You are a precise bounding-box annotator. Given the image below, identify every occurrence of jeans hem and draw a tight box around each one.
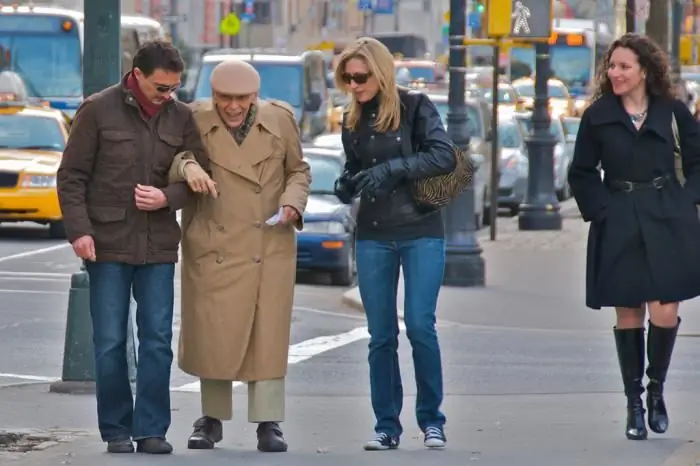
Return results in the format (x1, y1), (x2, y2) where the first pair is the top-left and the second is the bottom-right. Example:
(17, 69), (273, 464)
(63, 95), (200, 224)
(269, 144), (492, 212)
(102, 434), (132, 442)
(132, 434), (167, 441)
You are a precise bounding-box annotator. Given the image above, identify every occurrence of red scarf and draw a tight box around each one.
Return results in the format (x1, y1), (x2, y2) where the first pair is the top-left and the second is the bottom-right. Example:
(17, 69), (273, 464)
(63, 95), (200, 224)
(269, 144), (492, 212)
(126, 72), (161, 118)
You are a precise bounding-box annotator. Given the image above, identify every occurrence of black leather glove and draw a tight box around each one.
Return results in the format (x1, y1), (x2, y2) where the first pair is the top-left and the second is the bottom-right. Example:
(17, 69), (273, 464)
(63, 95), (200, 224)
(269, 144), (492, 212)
(333, 171), (356, 204)
(351, 159), (407, 196)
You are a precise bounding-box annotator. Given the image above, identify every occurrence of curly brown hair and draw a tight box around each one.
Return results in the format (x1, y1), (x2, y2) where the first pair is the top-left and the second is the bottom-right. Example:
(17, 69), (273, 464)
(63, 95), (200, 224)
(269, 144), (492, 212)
(591, 33), (673, 101)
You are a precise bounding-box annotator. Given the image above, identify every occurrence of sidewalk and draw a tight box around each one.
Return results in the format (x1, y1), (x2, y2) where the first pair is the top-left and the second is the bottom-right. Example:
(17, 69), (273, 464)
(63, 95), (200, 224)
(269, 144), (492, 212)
(341, 199), (700, 336)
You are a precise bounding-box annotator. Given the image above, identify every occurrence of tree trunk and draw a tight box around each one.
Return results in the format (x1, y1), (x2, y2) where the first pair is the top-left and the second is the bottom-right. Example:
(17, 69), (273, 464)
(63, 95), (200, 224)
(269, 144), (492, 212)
(646, 0), (669, 51)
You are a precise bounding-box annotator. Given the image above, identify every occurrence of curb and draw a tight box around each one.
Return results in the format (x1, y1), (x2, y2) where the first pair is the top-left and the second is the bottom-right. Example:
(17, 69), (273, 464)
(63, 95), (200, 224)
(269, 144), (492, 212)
(341, 287), (364, 313)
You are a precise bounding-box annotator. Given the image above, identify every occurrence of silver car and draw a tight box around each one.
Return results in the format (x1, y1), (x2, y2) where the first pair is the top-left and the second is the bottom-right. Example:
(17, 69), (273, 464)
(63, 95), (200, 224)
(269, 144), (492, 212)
(497, 117), (529, 215)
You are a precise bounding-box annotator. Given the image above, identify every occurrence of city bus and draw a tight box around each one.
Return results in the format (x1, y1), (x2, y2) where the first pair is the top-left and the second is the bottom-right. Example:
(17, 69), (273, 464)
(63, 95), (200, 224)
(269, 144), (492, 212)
(506, 19), (614, 98)
(0, 4), (165, 118)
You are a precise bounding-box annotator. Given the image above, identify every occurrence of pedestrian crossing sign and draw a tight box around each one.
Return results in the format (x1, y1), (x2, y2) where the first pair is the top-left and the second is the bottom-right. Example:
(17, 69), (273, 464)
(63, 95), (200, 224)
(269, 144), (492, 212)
(219, 13), (241, 36)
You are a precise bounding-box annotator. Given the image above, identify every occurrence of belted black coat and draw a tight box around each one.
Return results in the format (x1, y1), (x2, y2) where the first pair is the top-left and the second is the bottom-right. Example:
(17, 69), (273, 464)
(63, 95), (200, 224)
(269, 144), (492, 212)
(568, 93), (700, 309)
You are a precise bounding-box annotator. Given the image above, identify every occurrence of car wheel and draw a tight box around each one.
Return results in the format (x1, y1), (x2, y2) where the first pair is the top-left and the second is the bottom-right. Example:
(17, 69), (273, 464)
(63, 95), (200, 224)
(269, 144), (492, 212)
(330, 241), (356, 287)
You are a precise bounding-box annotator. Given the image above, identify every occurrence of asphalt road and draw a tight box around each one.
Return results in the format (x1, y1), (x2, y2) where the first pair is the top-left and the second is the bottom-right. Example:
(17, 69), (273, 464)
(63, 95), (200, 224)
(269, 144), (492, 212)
(3, 222), (700, 465)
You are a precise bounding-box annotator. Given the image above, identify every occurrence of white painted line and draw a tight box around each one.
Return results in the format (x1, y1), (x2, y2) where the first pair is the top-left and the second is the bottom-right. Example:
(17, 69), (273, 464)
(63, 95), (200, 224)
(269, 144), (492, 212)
(0, 373), (59, 382)
(0, 289), (67, 295)
(0, 271), (73, 278)
(0, 243), (70, 264)
(170, 325), (373, 393)
(293, 305), (366, 321)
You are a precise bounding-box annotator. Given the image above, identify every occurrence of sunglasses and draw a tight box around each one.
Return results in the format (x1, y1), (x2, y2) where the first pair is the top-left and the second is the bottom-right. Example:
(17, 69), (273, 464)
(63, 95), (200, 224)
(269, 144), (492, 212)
(341, 72), (372, 85)
(154, 83), (180, 93)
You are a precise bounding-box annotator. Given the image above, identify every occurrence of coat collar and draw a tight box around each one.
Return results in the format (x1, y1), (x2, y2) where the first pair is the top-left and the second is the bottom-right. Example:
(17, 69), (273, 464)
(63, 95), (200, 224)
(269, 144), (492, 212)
(188, 99), (283, 139)
(587, 92), (674, 142)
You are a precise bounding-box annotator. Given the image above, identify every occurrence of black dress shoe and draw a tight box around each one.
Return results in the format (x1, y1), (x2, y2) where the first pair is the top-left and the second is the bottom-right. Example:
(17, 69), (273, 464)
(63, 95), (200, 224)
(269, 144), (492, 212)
(106, 439), (134, 453)
(136, 437), (173, 454)
(256, 422), (288, 452)
(188, 416), (223, 449)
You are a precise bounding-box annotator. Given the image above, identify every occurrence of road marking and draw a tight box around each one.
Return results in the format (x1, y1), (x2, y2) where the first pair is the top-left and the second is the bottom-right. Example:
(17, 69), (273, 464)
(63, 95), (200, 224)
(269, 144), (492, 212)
(0, 271), (73, 278)
(0, 243), (70, 264)
(170, 325), (372, 392)
(0, 373), (59, 382)
(293, 305), (366, 321)
(0, 289), (67, 295)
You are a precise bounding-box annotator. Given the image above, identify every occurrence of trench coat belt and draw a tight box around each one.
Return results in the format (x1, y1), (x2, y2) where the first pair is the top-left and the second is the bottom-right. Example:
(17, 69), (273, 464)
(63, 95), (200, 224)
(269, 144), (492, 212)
(608, 173), (673, 193)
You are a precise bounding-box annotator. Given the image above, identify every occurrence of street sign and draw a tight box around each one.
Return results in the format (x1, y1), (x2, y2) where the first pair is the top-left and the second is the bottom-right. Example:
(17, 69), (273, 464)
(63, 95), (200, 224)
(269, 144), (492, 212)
(219, 12), (240, 36)
(373, 0), (393, 14)
(357, 0), (372, 10)
(486, 0), (552, 39)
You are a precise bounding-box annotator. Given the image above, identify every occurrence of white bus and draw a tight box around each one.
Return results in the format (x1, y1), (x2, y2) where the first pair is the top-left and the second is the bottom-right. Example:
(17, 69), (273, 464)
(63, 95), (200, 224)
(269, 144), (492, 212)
(0, 4), (165, 117)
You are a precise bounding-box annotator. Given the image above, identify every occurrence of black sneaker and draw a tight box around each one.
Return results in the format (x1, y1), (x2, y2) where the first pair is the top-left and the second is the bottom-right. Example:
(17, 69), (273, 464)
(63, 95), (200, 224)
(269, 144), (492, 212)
(363, 432), (399, 451)
(423, 426), (446, 448)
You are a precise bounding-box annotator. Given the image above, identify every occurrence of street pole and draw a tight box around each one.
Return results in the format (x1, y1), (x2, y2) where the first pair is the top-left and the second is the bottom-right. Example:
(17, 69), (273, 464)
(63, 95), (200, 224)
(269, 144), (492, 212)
(51, 0), (137, 394)
(518, 42), (562, 231)
(625, 0), (636, 33)
(394, 0), (400, 31)
(169, 0), (178, 44)
(671, 0), (683, 82)
(442, 0), (485, 287)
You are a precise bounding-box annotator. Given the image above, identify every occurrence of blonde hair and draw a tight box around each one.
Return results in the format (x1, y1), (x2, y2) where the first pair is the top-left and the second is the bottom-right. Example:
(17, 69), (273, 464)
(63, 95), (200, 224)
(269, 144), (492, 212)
(334, 37), (401, 133)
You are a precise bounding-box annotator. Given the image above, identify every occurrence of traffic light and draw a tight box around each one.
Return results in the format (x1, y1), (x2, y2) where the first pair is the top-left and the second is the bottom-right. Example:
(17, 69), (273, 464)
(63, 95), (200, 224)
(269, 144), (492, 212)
(475, 1), (485, 13)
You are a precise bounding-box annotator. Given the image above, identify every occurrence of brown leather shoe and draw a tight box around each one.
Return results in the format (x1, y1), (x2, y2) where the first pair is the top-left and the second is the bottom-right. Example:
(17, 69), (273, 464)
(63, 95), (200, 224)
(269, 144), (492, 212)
(256, 422), (287, 452)
(188, 416), (223, 449)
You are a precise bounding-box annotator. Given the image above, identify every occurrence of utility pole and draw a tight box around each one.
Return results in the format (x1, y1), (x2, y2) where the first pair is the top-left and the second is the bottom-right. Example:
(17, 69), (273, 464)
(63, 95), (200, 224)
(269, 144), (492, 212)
(169, 0), (178, 44)
(645, 0), (669, 51)
(625, 0), (636, 33)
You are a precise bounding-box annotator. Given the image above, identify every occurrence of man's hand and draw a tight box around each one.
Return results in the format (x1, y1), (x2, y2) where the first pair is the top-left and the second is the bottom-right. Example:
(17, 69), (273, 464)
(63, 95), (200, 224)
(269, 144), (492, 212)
(135, 184), (168, 211)
(278, 205), (300, 225)
(72, 235), (96, 261)
(184, 163), (218, 198)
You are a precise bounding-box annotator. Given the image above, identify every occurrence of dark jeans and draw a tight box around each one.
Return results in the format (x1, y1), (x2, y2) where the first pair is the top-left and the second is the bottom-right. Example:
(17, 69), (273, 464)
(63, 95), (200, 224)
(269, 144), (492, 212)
(356, 238), (447, 437)
(85, 261), (175, 442)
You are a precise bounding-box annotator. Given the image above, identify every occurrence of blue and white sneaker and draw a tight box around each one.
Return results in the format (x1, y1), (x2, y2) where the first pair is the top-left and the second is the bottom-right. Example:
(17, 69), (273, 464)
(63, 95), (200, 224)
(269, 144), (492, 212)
(363, 432), (399, 451)
(423, 426), (446, 448)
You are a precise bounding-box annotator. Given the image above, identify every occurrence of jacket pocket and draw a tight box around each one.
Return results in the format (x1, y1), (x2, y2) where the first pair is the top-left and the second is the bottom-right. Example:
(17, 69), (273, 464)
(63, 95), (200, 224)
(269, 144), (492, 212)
(101, 130), (135, 164)
(87, 205), (128, 252)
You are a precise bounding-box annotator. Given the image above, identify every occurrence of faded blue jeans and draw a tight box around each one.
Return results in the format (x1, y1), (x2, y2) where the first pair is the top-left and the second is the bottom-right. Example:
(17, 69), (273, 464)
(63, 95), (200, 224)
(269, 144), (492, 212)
(355, 238), (447, 437)
(85, 262), (175, 442)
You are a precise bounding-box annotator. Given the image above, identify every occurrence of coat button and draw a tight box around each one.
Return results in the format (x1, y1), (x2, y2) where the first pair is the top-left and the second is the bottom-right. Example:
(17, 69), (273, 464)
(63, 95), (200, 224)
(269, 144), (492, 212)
(216, 224), (224, 231)
(371, 197), (376, 202)
(254, 221), (262, 228)
(372, 158), (377, 163)
(372, 221), (378, 226)
(254, 186), (261, 193)
(396, 136), (401, 141)
(370, 135), (375, 139)
(216, 255), (223, 264)
(371, 113), (376, 117)
(253, 256), (261, 263)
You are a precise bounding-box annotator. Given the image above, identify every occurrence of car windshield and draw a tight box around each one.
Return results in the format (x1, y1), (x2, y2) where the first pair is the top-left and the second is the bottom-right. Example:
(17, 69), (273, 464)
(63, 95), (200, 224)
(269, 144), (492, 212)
(0, 15), (83, 98)
(517, 117), (564, 142)
(195, 61), (303, 108)
(433, 101), (482, 137)
(499, 122), (522, 148)
(511, 44), (592, 94)
(0, 114), (65, 150)
(306, 155), (342, 193)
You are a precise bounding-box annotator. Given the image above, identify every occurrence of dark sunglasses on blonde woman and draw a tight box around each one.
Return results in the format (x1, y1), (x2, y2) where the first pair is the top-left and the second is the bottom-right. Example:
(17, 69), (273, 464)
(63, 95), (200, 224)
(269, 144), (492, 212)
(341, 72), (372, 85)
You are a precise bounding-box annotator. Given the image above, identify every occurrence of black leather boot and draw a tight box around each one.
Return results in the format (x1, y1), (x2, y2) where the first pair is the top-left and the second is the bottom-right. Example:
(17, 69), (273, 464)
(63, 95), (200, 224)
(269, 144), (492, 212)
(256, 422), (288, 452)
(646, 318), (680, 434)
(187, 416), (223, 449)
(614, 327), (648, 440)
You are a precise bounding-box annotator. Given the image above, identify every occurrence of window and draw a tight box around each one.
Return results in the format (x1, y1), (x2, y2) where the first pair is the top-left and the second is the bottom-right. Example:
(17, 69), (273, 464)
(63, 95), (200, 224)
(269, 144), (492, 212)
(305, 155), (342, 193)
(195, 61), (304, 108)
(517, 117), (564, 142)
(233, 1), (272, 24)
(0, 115), (65, 151)
(433, 102), (482, 137)
(498, 122), (522, 148)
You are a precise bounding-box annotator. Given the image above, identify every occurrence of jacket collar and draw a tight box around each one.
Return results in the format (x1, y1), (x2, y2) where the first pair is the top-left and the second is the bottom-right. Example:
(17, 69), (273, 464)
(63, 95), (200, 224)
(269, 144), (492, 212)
(587, 91), (674, 142)
(190, 99), (282, 139)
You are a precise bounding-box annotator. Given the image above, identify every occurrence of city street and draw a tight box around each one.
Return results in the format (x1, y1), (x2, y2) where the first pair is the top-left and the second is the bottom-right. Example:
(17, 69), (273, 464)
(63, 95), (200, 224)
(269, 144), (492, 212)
(2, 212), (700, 465)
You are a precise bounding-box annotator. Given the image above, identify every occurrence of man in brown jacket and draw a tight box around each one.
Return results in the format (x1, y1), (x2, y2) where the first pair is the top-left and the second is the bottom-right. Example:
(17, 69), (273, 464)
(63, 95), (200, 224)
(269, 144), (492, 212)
(167, 59), (310, 453)
(56, 40), (208, 455)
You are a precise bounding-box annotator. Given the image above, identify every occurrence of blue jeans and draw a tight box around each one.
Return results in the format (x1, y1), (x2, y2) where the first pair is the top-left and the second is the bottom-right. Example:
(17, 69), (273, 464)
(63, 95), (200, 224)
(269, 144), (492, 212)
(356, 238), (447, 437)
(85, 262), (175, 442)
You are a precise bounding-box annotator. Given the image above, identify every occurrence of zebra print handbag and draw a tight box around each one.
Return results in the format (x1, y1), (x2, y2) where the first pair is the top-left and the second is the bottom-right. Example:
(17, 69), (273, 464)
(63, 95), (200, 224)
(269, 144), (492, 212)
(401, 94), (475, 209)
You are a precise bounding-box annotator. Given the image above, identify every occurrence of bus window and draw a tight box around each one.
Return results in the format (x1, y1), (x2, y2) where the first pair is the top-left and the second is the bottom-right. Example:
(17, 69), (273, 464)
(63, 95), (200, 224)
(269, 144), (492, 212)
(0, 14), (82, 98)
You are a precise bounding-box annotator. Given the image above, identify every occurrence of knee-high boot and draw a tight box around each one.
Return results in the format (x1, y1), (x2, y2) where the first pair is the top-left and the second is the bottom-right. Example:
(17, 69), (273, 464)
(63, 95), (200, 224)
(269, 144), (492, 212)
(614, 327), (647, 440)
(646, 318), (680, 434)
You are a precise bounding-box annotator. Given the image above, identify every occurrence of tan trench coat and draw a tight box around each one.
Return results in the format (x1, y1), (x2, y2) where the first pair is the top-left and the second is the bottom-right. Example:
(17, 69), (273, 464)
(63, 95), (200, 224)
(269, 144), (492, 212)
(170, 99), (310, 382)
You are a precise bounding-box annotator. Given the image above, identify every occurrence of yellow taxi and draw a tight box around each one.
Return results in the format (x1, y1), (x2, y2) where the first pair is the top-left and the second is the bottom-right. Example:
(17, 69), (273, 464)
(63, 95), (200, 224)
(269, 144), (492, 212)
(0, 92), (69, 238)
(511, 77), (575, 117)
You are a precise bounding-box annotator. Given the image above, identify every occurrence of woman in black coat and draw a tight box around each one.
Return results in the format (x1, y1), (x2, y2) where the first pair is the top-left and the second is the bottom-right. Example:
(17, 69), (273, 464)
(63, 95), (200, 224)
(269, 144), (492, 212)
(568, 33), (700, 441)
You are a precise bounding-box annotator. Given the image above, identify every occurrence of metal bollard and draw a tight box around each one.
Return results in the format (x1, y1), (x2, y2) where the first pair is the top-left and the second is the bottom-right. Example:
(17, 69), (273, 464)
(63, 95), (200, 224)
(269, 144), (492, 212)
(49, 264), (138, 394)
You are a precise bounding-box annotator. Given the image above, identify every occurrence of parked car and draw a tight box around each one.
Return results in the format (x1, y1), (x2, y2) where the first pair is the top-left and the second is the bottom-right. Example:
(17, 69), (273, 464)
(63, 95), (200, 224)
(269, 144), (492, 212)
(496, 116), (529, 215)
(296, 148), (356, 286)
(514, 112), (572, 200)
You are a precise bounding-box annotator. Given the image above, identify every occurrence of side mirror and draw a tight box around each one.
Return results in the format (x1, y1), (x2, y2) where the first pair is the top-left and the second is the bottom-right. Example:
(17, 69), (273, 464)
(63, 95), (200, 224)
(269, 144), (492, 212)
(176, 88), (193, 103)
(304, 92), (322, 112)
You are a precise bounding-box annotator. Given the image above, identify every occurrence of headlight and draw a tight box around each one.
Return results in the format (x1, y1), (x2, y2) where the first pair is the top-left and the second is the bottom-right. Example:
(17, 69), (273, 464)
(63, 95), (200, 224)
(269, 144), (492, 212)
(301, 221), (346, 234)
(21, 174), (56, 188)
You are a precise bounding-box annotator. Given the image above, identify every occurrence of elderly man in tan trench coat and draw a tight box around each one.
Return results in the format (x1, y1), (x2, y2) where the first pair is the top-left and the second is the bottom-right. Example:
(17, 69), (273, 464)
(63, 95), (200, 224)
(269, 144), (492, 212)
(168, 59), (310, 452)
